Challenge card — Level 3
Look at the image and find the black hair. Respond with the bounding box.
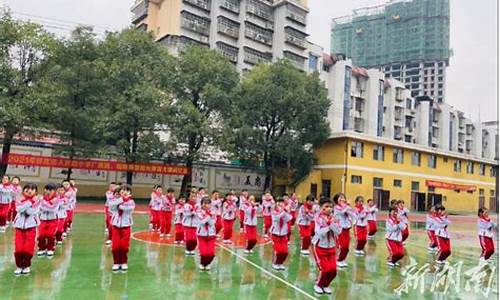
[121,184,132,192]
[153,184,162,189]
[242,189,248,192]
[276,196,284,203]
[355,195,364,203]
[113,187,121,195]
[56,183,64,189]
[388,206,397,215]
[110,182,116,185]
[305,194,315,202]
[201,196,211,205]
[167,188,175,193]
[319,197,333,207]
[332,193,345,205]
[212,190,219,195]
[198,187,205,192]
[12,176,20,181]
[367,198,373,203]
[2,175,10,180]
[264,190,271,194]
[62,179,70,184]
[44,183,57,191]
[116,182,123,186]
[478,207,487,216]
[23,183,38,192]
[435,204,446,211]
[397,199,405,205]
[282,193,289,197]
[390,199,398,207]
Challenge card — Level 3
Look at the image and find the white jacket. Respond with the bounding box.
[162,196,174,212]
[0,184,13,204]
[270,208,292,236]
[182,201,199,228]
[65,188,77,210]
[478,217,496,238]
[397,207,409,225]
[109,197,135,228]
[334,204,356,229]
[174,204,184,224]
[297,204,315,226]
[105,191,114,207]
[212,198,222,216]
[14,197,40,229]
[149,192,163,211]
[56,195,68,219]
[243,203,261,226]
[222,200,237,220]
[196,208,216,237]
[366,205,378,221]
[262,199,275,217]
[312,214,341,248]
[385,217,406,241]
[354,205,369,227]
[39,196,60,221]
[433,215,450,239]
[425,214,435,231]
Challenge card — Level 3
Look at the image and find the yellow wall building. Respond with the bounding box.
[293,132,498,214]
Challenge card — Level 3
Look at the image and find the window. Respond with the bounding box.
[244,21,272,45]
[491,167,497,177]
[411,181,419,191]
[428,154,437,168]
[491,189,496,198]
[428,186,435,193]
[243,46,271,65]
[393,179,402,187]
[373,145,385,161]
[479,163,485,176]
[393,148,404,164]
[308,54,318,71]
[351,141,363,158]
[373,177,383,188]
[466,161,474,174]
[443,157,448,163]
[406,98,412,109]
[411,152,421,166]
[479,188,485,197]
[217,16,240,39]
[453,160,461,172]
[351,175,362,184]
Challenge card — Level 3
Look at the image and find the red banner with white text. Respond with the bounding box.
[2,153,190,175]
[425,180,476,192]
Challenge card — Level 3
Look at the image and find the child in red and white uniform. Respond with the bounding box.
[397,200,410,243]
[0,175,13,231]
[222,192,237,244]
[196,187,207,206]
[173,196,186,244]
[160,188,175,238]
[366,199,378,239]
[104,182,116,245]
[238,189,249,233]
[385,206,405,267]
[353,196,369,256]
[182,193,199,255]
[8,176,21,224]
[62,180,76,234]
[211,191,223,235]
[311,199,320,237]
[55,184,68,245]
[333,193,356,268]
[13,183,40,275]
[297,194,315,256]
[478,207,496,263]
[149,185,163,232]
[282,194,294,241]
[288,193,299,226]
[243,195,261,254]
[261,192,275,238]
[37,183,60,257]
[67,179,77,231]
[426,206,438,252]
[312,197,341,295]
[270,197,292,271]
[196,197,217,270]
[108,184,135,271]
[434,204,451,265]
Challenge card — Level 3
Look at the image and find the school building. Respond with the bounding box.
[292,132,498,214]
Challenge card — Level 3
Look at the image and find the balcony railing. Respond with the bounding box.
[285,34,306,49]
[183,0,211,11]
[131,0,148,24]
[220,0,240,14]
[286,11,306,25]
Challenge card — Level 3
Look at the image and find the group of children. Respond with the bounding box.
[0,175,78,275]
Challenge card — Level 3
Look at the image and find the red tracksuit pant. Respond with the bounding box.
[239,210,245,230]
[367,220,377,236]
[8,201,16,222]
[38,220,58,251]
[355,225,367,251]
[184,226,197,251]
[290,211,297,226]
[64,210,74,232]
[272,234,288,265]
[198,236,216,266]
[299,225,312,250]
[313,246,337,288]
[151,210,161,231]
[337,228,350,261]
[160,211,172,235]
[386,239,405,264]
[402,224,409,242]
[56,218,66,242]
[111,226,131,264]
[427,230,438,248]
[223,219,235,241]
[479,236,495,260]
[310,221,316,237]
[175,223,184,242]
[437,236,451,261]
[0,203,9,226]
[263,216,272,235]
[15,227,36,268]
[245,225,257,251]
[215,216,223,235]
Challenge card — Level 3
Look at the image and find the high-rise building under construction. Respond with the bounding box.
[331,0,450,103]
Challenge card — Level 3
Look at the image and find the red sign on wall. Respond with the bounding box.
[3,153,190,176]
[425,180,476,192]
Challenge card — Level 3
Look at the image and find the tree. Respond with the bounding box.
[39,26,106,179]
[96,28,174,185]
[227,60,331,191]
[0,13,56,176]
[166,46,239,195]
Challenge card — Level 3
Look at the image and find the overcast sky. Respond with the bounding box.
[3,0,498,122]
